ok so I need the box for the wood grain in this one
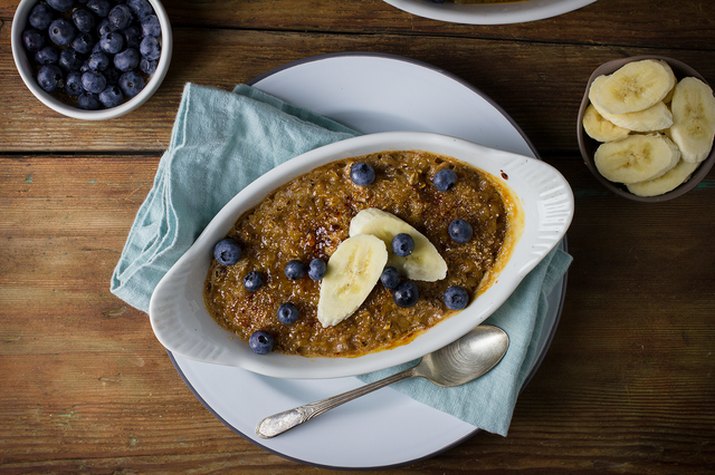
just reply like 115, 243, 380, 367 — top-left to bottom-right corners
2, 0, 713, 49
0, 156, 713, 472
1, 26, 714, 153
1, 0, 714, 472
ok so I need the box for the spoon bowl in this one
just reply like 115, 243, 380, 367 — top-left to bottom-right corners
256, 325, 509, 438
414, 324, 510, 387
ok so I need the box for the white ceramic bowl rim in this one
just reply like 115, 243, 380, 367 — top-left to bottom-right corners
149, 132, 574, 379
11, 0, 172, 120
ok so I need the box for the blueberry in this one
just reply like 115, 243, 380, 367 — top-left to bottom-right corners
29, 3, 54, 30
123, 25, 141, 48
88, 52, 110, 71
48, 19, 76, 47
284, 260, 306, 280
77, 93, 100, 110
37, 64, 63, 93
350, 162, 375, 186
212, 238, 242, 266
380, 266, 401, 290
35, 46, 59, 65
243, 271, 264, 292
432, 168, 457, 192
443, 286, 469, 310
118, 71, 145, 97
141, 14, 161, 37
307, 258, 327, 281
81, 70, 107, 94
99, 85, 124, 108
128, 0, 153, 19
113, 48, 140, 72
99, 31, 124, 54
108, 5, 133, 30
71, 33, 94, 55
87, 0, 111, 18
59, 48, 83, 71
71, 9, 95, 33
393, 281, 419, 308
139, 35, 161, 60
448, 219, 473, 243
139, 58, 157, 75
64, 71, 83, 96
46, 0, 74, 12
277, 303, 300, 325
392, 233, 414, 257
248, 330, 274, 355
97, 18, 112, 36
22, 29, 45, 52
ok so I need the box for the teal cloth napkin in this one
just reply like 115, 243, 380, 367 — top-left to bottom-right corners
110, 82, 572, 437
110, 83, 354, 311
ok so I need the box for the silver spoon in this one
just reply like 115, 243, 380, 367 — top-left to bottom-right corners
256, 324, 509, 439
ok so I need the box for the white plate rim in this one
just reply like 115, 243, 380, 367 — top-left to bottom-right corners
166, 52, 569, 468
382, 0, 597, 25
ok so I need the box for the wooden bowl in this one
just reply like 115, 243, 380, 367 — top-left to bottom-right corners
577, 55, 715, 202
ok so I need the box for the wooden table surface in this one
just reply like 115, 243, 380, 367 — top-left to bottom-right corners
1, 1, 714, 473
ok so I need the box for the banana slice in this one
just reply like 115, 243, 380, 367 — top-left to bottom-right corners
349, 208, 447, 282
669, 77, 715, 163
589, 60, 676, 114
594, 134, 680, 184
317, 234, 388, 328
582, 104, 630, 142
593, 101, 673, 132
627, 159, 700, 197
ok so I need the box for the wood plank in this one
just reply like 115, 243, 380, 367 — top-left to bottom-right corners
1, 27, 714, 154
0, 155, 713, 471
2, 0, 713, 49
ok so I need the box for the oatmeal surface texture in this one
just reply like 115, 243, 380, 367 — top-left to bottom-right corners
204, 150, 510, 357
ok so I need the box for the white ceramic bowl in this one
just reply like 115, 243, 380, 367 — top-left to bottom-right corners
383, 0, 596, 25
11, 0, 172, 120
149, 132, 574, 379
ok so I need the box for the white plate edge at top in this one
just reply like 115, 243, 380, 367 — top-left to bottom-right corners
383, 0, 597, 25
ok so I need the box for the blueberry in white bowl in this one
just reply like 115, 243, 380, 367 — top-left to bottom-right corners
307, 258, 327, 281
448, 218, 473, 243
392, 233, 415, 257
443, 286, 469, 310
29, 3, 54, 29
277, 303, 300, 325
249, 331, 275, 355
35, 45, 59, 65
212, 238, 243, 266
379, 266, 401, 290
284, 260, 306, 280
432, 167, 457, 191
350, 162, 376, 186
11, 0, 171, 120
393, 281, 419, 308
244, 271, 265, 292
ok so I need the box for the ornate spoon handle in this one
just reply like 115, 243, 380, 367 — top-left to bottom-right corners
256, 367, 417, 438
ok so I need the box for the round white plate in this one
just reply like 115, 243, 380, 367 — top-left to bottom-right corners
169, 53, 567, 468
383, 0, 596, 25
